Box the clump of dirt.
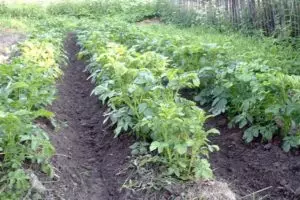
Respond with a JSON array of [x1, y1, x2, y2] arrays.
[[0, 31, 25, 63], [43, 33, 135, 200], [208, 115, 300, 200]]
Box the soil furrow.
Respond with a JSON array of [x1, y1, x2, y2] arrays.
[[44, 33, 133, 200]]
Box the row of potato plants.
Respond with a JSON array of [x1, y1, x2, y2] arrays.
[[79, 20, 300, 151], [76, 29, 219, 181], [0, 30, 64, 199]]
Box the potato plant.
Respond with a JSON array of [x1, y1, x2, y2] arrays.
[[77, 29, 219, 180], [79, 20, 300, 151], [0, 28, 65, 199]]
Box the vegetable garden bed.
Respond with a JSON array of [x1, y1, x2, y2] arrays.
[[1, 1, 300, 199]]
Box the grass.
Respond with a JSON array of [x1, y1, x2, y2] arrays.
[[0, 17, 34, 32]]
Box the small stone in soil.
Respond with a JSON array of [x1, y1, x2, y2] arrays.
[[80, 120, 94, 128], [264, 143, 272, 150], [82, 165, 93, 170], [88, 158, 97, 163], [273, 162, 280, 168], [279, 179, 288, 186]]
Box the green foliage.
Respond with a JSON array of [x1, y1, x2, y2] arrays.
[[77, 27, 219, 180], [137, 25, 299, 76], [1, 0, 299, 197], [47, 0, 158, 22], [0, 3, 47, 19], [197, 62, 300, 148], [156, 0, 198, 27], [78, 20, 300, 150], [157, 0, 300, 39], [0, 20, 65, 199]]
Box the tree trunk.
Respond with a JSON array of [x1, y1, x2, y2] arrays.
[[248, 0, 256, 28], [231, 0, 238, 27]]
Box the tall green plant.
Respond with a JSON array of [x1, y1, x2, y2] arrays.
[[77, 28, 219, 180]]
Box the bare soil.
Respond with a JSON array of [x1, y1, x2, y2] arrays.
[[208, 115, 300, 200], [44, 33, 134, 200]]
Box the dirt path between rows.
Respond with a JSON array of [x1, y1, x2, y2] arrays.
[[44, 34, 134, 200]]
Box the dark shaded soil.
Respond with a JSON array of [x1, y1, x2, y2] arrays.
[[208, 115, 300, 200], [44, 33, 134, 200]]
